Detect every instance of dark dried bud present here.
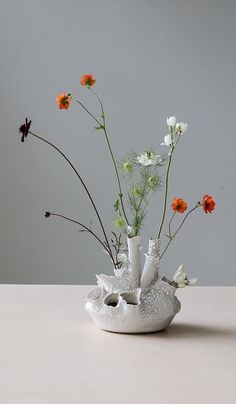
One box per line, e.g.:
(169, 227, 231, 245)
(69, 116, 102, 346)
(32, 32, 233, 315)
(19, 118, 31, 142)
(44, 211, 51, 218)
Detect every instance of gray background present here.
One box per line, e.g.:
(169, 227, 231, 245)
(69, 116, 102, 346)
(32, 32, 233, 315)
(0, 0, 235, 285)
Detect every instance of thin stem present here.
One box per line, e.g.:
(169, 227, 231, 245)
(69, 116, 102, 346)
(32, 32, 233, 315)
(173, 205, 200, 238)
(157, 147, 173, 239)
(89, 88, 104, 116)
(75, 100, 101, 127)
(157, 131, 181, 240)
(168, 211, 176, 238)
(104, 125, 129, 225)
(89, 88, 129, 225)
(28, 130, 114, 266)
(160, 205, 201, 260)
(48, 212, 112, 257)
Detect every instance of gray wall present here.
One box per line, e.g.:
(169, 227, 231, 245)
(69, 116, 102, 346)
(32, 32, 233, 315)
(0, 0, 235, 285)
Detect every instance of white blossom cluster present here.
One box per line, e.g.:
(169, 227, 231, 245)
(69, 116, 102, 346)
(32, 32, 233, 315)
(161, 116, 188, 147)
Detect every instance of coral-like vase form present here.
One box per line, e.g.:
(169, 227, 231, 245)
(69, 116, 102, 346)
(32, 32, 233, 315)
(85, 237, 181, 333)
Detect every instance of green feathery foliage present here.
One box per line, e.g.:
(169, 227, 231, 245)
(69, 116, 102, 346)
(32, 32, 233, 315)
(117, 150, 164, 236)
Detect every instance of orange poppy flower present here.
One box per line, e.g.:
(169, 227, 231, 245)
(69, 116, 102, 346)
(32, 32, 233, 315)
(56, 93, 71, 110)
(171, 197, 187, 213)
(80, 74, 96, 87)
(202, 194, 215, 214)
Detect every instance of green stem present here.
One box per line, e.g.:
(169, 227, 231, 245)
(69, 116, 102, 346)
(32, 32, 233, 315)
(160, 205, 201, 260)
(157, 147, 174, 239)
(89, 88, 129, 225)
(75, 100, 101, 127)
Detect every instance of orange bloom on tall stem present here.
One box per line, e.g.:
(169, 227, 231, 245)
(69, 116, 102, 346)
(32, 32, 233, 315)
(171, 197, 187, 213)
(56, 93, 71, 110)
(80, 74, 96, 87)
(202, 194, 215, 214)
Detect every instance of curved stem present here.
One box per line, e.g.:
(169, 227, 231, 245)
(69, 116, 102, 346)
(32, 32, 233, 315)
(75, 100, 101, 127)
(157, 148, 173, 239)
(48, 212, 112, 257)
(89, 88, 104, 116)
(89, 88, 129, 225)
(160, 205, 200, 260)
(28, 130, 114, 266)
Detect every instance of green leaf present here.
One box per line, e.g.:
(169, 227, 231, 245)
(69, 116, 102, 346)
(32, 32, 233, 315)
(114, 199, 120, 212)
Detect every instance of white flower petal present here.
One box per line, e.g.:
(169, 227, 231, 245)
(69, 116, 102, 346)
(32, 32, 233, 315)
(173, 265, 187, 284)
(161, 134, 173, 147)
(137, 151, 159, 166)
(167, 116, 176, 127)
(176, 122, 188, 133)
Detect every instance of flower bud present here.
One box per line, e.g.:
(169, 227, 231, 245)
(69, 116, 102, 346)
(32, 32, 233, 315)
(176, 122, 188, 133)
(148, 176, 158, 189)
(123, 161, 133, 173)
(167, 116, 176, 127)
(113, 217, 125, 228)
(161, 134, 173, 147)
(132, 186, 142, 196)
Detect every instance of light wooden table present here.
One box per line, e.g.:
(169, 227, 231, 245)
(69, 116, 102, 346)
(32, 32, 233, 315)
(0, 286, 235, 404)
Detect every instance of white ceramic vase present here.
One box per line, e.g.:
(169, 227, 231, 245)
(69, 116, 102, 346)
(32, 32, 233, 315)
(85, 236, 181, 333)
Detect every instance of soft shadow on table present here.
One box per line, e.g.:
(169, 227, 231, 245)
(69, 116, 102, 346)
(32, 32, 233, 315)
(143, 322, 236, 340)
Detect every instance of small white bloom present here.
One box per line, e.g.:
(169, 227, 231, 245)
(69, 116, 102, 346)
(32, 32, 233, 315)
(176, 122, 188, 133)
(137, 151, 159, 166)
(161, 134, 173, 147)
(188, 278, 198, 286)
(173, 265, 188, 288)
(173, 265, 197, 288)
(167, 116, 176, 127)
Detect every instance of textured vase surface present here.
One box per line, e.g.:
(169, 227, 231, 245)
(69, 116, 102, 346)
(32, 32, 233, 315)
(85, 237, 181, 333)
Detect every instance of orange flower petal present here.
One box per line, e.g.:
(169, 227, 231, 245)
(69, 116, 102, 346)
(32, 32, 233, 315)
(171, 197, 187, 213)
(56, 93, 71, 110)
(80, 74, 96, 87)
(202, 194, 215, 214)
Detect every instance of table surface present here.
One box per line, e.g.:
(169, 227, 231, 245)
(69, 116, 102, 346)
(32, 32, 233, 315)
(0, 285, 235, 404)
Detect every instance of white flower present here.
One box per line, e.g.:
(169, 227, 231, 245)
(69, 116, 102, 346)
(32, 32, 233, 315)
(117, 253, 128, 268)
(173, 265, 197, 288)
(137, 151, 159, 166)
(188, 278, 198, 286)
(176, 122, 188, 133)
(167, 116, 176, 127)
(173, 265, 188, 288)
(161, 134, 173, 147)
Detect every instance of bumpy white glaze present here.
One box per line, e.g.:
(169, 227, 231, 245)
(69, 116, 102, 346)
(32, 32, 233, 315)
(85, 237, 181, 333)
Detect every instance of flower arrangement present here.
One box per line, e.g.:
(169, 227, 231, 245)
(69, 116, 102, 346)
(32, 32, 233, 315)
(19, 74, 215, 290)
(19, 74, 216, 332)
